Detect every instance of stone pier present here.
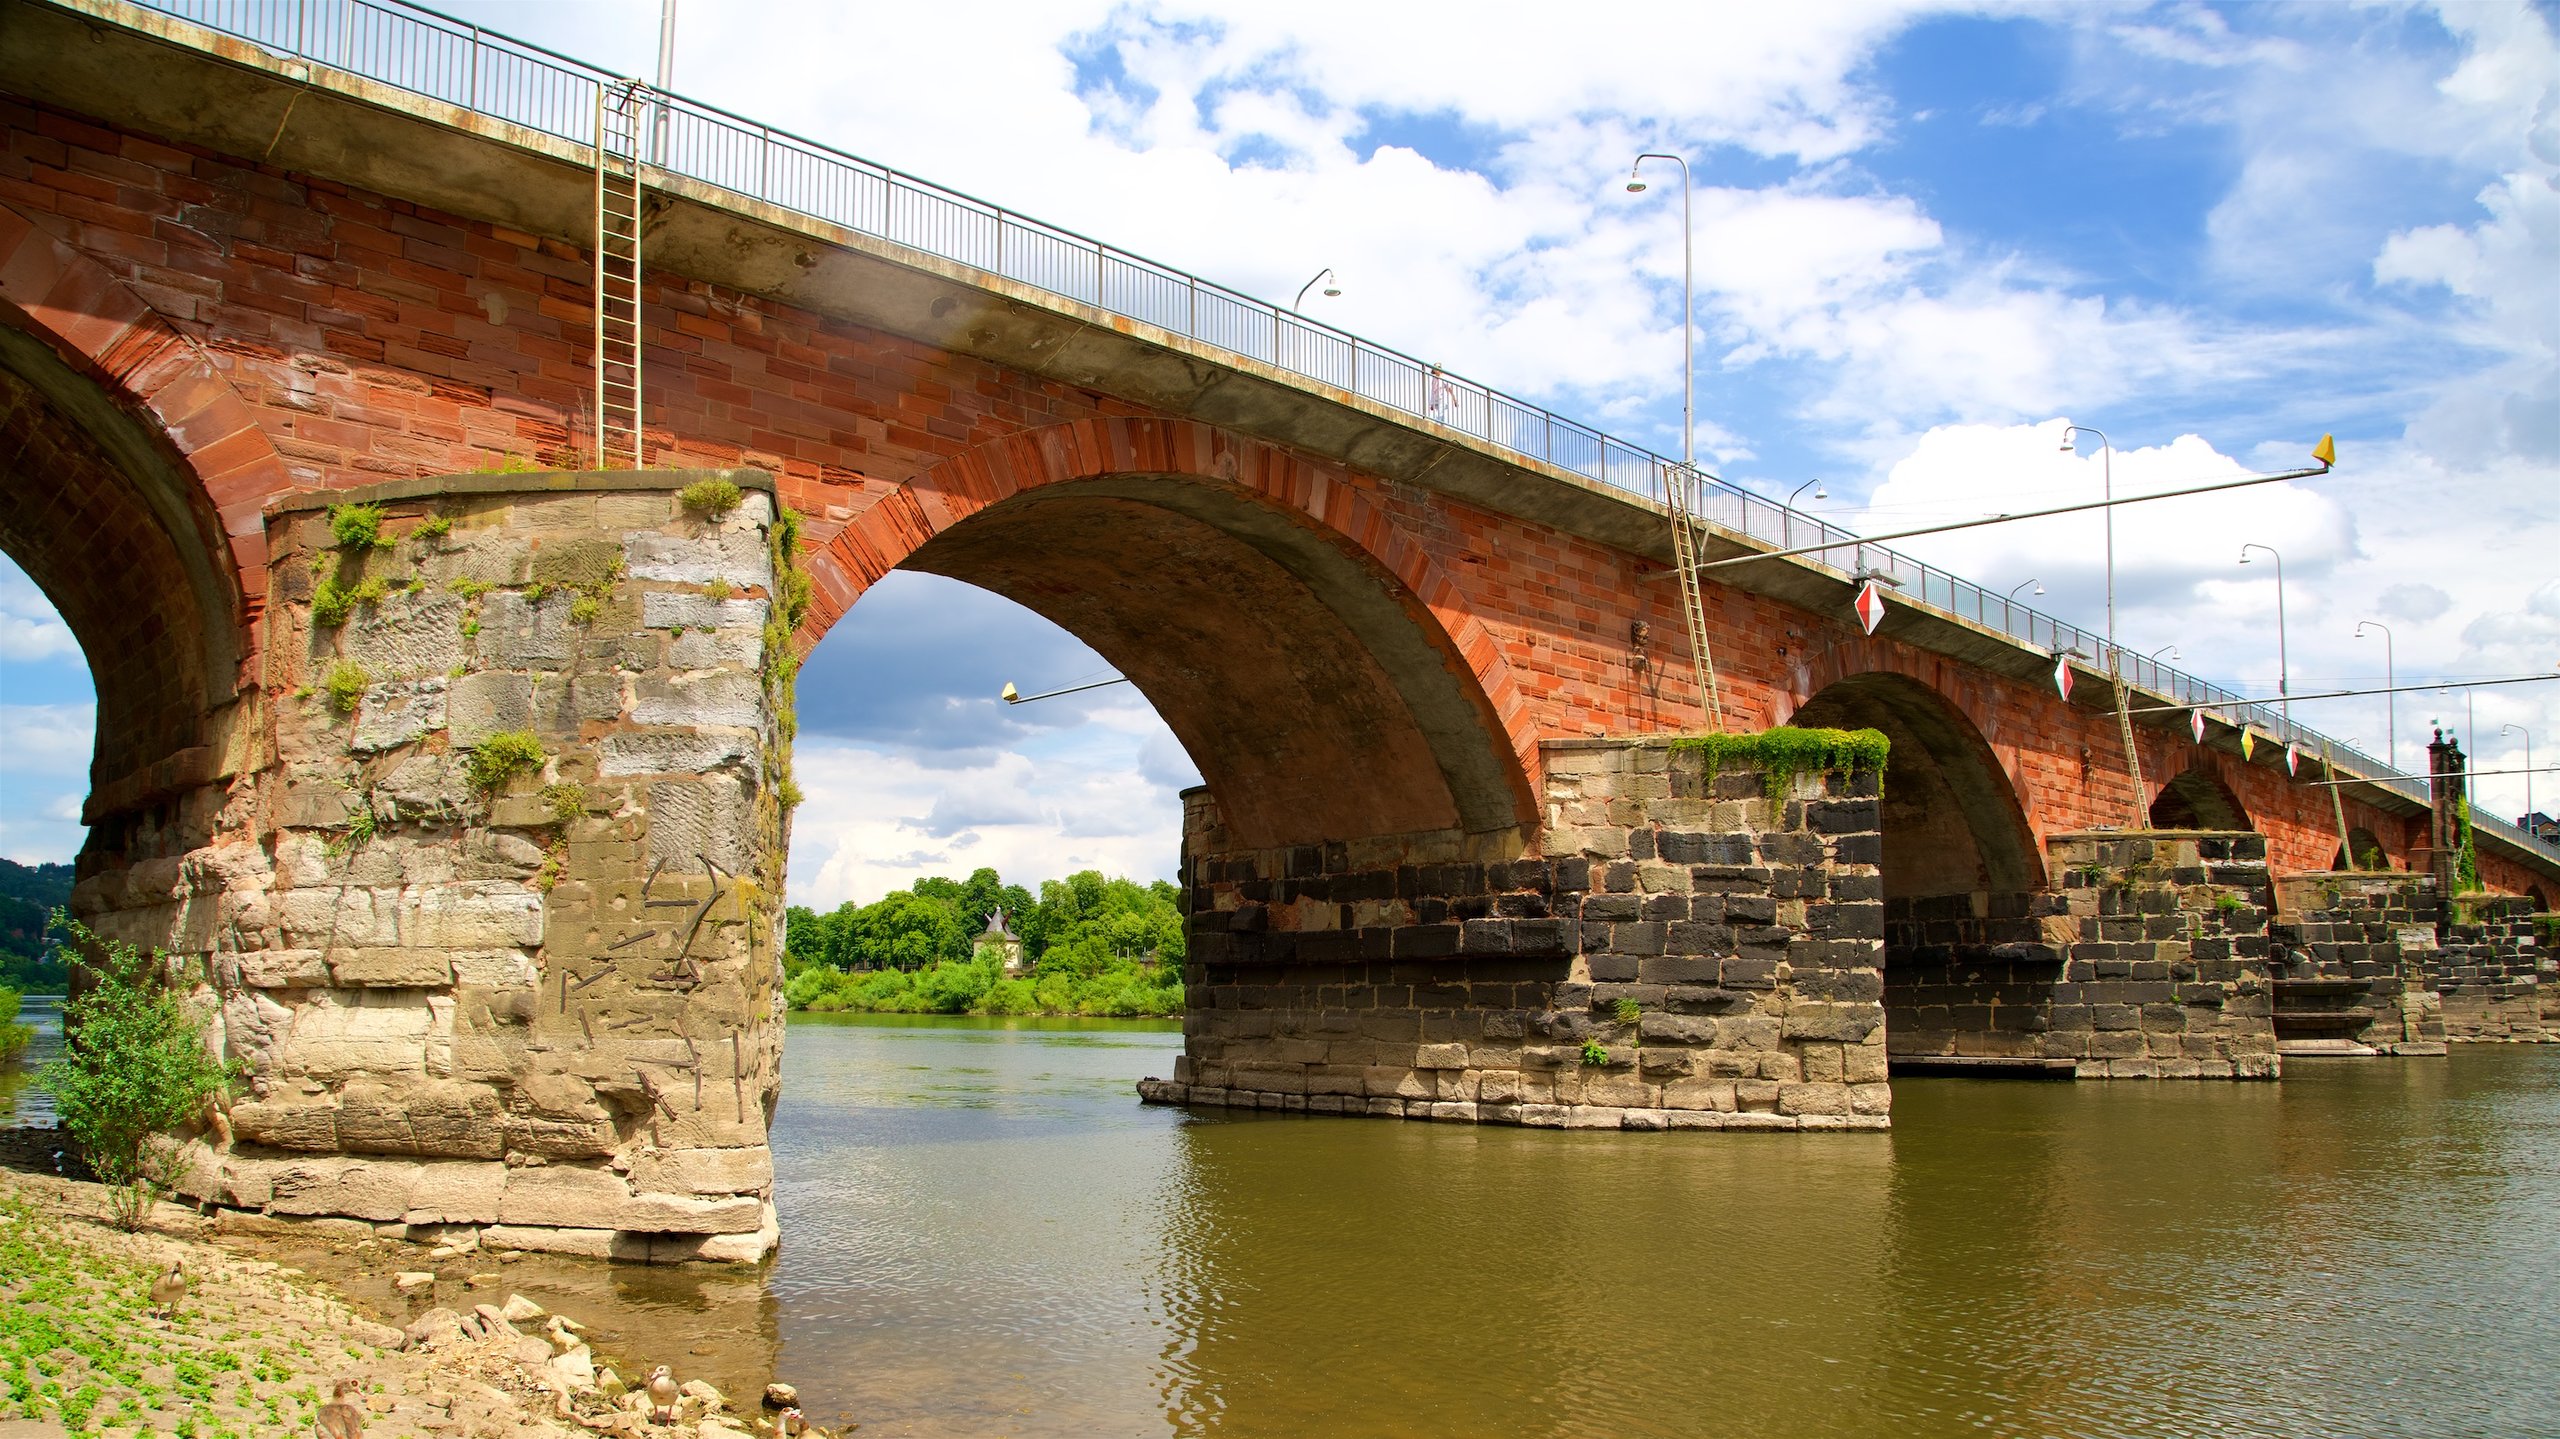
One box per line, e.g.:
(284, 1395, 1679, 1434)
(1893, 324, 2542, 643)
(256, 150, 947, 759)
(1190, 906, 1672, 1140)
(1140, 736, 1894, 1129)
(75, 470, 794, 1262)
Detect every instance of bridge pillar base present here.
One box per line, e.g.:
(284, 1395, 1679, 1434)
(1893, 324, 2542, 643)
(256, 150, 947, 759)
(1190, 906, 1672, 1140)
(1152, 737, 1893, 1131)
(80, 470, 793, 1263)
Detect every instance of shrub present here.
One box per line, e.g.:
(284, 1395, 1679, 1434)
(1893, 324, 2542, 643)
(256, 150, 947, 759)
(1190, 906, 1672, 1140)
(39, 914, 238, 1228)
(321, 661, 369, 715)
(448, 577, 494, 600)
(1613, 997, 1642, 1025)
(309, 573, 356, 629)
(678, 477, 743, 518)
(327, 503, 385, 550)
(1580, 1037, 1610, 1067)
(0, 987, 30, 1064)
(542, 782, 587, 825)
(413, 513, 453, 542)
(569, 594, 602, 626)
(463, 731, 545, 793)
(703, 578, 733, 603)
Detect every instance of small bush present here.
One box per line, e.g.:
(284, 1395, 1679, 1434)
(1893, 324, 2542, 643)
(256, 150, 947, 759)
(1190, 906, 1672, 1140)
(542, 782, 587, 825)
(463, 730, 545, 793)
(678, 477, 743, 518)
(327, 503, 386, 550)
(1579, 1037, 1610, 1067)
(703, 578, 733, 603)
(347, 574, 388, 608)
(321, 661, 369, 715)
(40, 914, 239, 1228)
(414, 513, 453, 542)
(569, 594, 602, 626)
(1613, 997, 1642, 1025)
(448, 577, 494, 600)
(323, 799, 377, 859)
(0, 987, 31, 1064)
(309, 573, 356, 628)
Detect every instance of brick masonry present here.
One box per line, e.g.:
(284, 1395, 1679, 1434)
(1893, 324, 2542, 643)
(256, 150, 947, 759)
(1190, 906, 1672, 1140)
(8, 93, 2554, 898)
(71, 470, 792, 1262)
(1140, 738, 1894, 1130)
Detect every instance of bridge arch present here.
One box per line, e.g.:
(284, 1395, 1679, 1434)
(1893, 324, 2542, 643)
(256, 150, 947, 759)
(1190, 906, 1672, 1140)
(1783, 668, 2049, 1065)
(0, 209, 269, 868)
(807, 419, 1539, 850)
(2150, 764, 2253, 832)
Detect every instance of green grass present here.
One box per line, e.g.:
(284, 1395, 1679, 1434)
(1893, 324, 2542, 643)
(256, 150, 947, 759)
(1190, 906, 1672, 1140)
(678, 477, 742, 517)
(463, 731, 544, 793)
(1670, 726, 1891, 801)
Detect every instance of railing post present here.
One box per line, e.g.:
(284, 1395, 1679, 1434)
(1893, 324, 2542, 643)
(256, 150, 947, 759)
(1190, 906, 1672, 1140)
(468, 25, 480, 111)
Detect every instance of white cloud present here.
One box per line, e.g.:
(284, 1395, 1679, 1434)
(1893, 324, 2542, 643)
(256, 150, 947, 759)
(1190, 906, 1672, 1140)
(0, 705, 92, 776)
(0, 564, 78, 664)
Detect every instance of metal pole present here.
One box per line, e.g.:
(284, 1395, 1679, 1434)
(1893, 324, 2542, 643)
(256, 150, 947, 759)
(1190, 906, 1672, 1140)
(2502, 726, 2532, 826)
(2242, 543, 2288, 740)
(2357, 620, 2394, 771)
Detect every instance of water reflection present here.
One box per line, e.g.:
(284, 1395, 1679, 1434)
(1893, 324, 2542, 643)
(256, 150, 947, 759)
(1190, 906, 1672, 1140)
(768, 1016, 2560, 1439)
(1, 992, 61, 1125)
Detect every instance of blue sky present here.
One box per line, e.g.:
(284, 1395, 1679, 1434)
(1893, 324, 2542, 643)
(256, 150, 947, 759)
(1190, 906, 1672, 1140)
(5, 1, 2556, 900)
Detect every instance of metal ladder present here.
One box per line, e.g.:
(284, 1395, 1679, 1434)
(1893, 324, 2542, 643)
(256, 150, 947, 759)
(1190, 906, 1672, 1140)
(1663, 465, 1725, 731)
(593, 80, 647, 470)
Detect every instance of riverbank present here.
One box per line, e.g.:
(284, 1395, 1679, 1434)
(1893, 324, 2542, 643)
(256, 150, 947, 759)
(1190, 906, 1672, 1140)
(0, 1164, 804, 1436)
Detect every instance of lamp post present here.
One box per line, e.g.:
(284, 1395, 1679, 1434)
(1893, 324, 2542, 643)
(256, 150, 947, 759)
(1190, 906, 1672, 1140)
(2355, 620, 2394, 770)
(1626, 153, 1694, 467)
(2008, 577, 2046, 602)
(1001, 677, 1131, 705)
(1292, 268, 1341, 312)
(2150, 642, 2180, 661)
(652, 0, 677, 163)
(2060, 424, 2116, 659)
(2502, 723, 2534, 828)
(1783, 478, 1827, 549)
(2239, 543, 2289, 740)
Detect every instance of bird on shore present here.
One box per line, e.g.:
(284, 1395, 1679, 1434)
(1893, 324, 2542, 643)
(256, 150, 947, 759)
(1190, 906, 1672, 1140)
(644, 1365, 680, 1424)
(774, 1407, 814, 1436)
(315, 1378, 366, 1438)
(148, 1259, 186, 1319)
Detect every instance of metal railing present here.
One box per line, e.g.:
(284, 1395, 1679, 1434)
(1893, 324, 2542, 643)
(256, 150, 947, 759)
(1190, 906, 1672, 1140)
(119, 0, 2549, 857)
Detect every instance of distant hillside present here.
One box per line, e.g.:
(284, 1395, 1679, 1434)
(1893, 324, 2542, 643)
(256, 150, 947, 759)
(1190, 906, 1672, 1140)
(0, 857, 71, 990)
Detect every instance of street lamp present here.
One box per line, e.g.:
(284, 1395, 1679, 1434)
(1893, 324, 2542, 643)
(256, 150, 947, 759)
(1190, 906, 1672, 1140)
(2502, 724, 2534, 828)
(1627, 153, 1694, 467)
(1782, 478, 1828, 549)
(2150, 643, 2180, 661)
(1787, 478, 1828, 509)
(2008, 578, 2045, 601)
(2060, 424, 2116, 659)
(1292, 268, 1341, 311)
(1001, 676, 1131, 705)
(2355, 619, 2394, 769)
(2238, 543, 2289, 740)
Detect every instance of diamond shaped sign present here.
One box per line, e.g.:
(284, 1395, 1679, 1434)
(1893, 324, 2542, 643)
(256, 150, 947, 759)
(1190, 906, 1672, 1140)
(2191, 708, 2207, 745)
(2052, 653, 2073, 701)
(1853, 580, 1886, 636)
(2240, 728, 2257, 762)
(2285, 742, 2300, 776)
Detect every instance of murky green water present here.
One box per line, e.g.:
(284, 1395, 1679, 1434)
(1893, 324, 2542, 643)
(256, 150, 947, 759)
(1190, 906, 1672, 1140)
(766, 1016, 2560, 1439)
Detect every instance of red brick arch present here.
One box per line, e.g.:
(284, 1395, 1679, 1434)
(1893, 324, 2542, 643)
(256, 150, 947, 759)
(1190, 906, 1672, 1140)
(1779, 638, 2052, 821)
(0, 199, 286, 670)
(803, 418, 1542, 847)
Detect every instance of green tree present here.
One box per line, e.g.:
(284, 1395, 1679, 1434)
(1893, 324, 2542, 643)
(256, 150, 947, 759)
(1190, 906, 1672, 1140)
(39, 915, 236, 1229)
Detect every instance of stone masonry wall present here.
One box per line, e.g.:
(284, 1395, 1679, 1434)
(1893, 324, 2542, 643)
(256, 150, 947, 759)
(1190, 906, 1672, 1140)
(2269, 872, 2448, 1054)
(72, 470, 792, 1262)
(2037, 833, 2279, 1079)
(1137, 737, 1892, 1130)
(2436, 894, 2547, 1041)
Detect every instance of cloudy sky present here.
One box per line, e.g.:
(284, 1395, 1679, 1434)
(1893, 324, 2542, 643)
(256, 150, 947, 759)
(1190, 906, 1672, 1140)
(4, 0, 2556, 901)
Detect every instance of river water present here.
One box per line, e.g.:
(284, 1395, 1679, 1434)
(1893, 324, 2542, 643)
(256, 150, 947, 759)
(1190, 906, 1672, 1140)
(6, 1007, 2554, 1436)
(764, 1016, 2560, 1439)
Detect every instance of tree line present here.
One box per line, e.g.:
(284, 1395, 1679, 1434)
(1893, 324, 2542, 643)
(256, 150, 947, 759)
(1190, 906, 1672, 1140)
(782, 866, 1186, 1017)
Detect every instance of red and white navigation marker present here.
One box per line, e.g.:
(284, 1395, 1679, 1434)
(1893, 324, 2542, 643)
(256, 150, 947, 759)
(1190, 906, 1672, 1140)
(2191, 708, 2208, 745)
(2052, 653, 2074, 701)
(1853, 579, 1886, 636)
(2284, 742, 2300, 776)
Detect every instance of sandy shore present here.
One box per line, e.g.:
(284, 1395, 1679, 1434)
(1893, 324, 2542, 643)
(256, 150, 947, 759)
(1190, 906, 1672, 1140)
(0, 1167, 800, 1437)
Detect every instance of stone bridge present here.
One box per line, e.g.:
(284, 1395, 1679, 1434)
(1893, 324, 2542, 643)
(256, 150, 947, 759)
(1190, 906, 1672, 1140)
(2, 0, 2552, 1262)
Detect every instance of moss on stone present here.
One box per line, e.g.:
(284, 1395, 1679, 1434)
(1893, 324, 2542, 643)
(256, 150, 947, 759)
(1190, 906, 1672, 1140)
(678, 477, 742, 518)
(321, 660, 368, 716)
(1670, 726, 1890, 801)
(462, 731, 544, 793)
(327, 503, 386, 550)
